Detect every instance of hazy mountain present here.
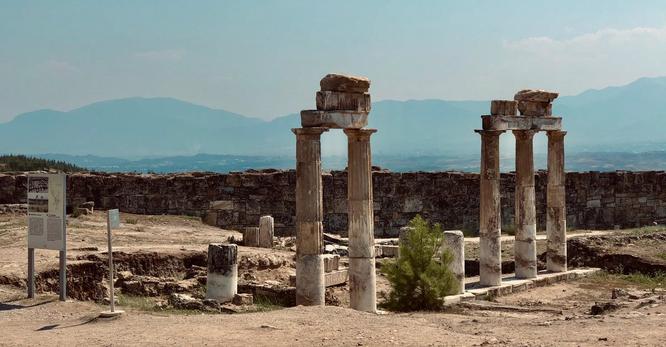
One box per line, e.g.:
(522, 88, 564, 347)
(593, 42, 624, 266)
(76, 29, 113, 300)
(2, 77, 666, 160)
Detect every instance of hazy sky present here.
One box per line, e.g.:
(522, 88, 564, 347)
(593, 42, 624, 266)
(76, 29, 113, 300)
(1, 0, 666, 122)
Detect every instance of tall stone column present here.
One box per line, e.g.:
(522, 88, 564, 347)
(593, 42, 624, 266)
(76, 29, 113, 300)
(344, 128, 377, 313)
(513, 130, 538, 279)
(476, 130, 504, 286)
(547, 130, 567, 272)
(293, 127, 328, 306)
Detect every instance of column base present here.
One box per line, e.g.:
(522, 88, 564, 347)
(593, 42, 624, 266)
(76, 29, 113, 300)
(479, 235, 502, 287)
(349, 257, 377, 313)
(296, 254, 325, 306)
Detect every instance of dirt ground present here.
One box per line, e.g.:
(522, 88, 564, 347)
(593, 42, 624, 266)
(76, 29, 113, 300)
(1, 211, 665, 346)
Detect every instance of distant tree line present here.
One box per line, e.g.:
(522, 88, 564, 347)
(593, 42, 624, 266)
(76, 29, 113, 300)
(0, 155, 86, 173)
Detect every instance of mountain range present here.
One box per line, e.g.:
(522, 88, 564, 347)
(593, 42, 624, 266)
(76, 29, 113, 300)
(1, 76, 666, 171)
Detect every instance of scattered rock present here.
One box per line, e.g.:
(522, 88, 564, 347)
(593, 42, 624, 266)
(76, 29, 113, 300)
(232, 293, 254, 306)
(116, 271, 134, 281)
(72, 207, 92, 217)
(168, 293, 205, 310)
(80, 201, 95, 212)
(611, 288, 628, 299)
(591, 301, 621, 315)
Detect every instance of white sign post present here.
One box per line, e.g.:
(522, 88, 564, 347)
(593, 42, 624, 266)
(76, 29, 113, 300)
(100, 209, 123, 318)
(27, 173, 67, 301)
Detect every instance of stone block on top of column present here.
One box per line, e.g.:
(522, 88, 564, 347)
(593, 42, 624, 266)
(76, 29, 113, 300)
(490, 100, 517, 116)
(514, 89, 559, 117)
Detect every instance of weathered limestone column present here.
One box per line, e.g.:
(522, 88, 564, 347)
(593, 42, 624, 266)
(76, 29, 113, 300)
(476, 130, 504, 286)
(206, 243, 238, 302)
(442, 230, 465, 294)
(547, 130, 567, 272)
(258, 215, 274, 248)
(293, 127, 328, 306)
(513, 130, 538, 279)
(345, 128, 377, 313)
(243, 227, 259, 247)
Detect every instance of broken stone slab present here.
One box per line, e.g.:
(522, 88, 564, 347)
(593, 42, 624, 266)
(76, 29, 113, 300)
(514, 89, 559, 103)
(480, 115, 561, 131)
(490, 100, 517, 116)
(320, 73, 370, 93)
(375, 245, 399, 258)
(300, 110, 368, 129)
(289, 268, 348, 287)
(316, 91, 371, 112)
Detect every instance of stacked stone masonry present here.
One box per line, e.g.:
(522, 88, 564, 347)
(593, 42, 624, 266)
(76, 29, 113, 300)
(2, 170, 666, 236)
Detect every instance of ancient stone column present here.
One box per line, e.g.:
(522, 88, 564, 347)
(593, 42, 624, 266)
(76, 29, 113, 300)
(293, 127, 328, 306)
(513, 130, 538, 279)
(442, 230, 465, 294)
(344, 128, 377, 313)
(258, 215, 274, 248)
(476, 130, 504, 286)
(243, 227, 259, 247)
(206, 243, 238, 303)
(547, 130, 567, 272)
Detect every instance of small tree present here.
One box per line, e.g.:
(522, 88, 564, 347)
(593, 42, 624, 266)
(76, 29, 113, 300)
(381, 215, 457, 311)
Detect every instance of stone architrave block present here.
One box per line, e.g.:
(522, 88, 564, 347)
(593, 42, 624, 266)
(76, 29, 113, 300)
(481, 115, 561, 131)
(301, 110, 368, 129)
(320, 73, 370, 93)
(316, 91, 371, 112)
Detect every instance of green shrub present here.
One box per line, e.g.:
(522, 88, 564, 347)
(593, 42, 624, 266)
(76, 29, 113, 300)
(381, 215, 458, 311)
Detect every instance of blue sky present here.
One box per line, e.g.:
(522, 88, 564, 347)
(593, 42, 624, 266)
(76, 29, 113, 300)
(1, 0, 665, 122)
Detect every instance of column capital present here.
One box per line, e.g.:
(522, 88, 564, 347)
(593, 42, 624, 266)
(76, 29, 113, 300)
(292, 127, 329, 137)
(512, 129, 538, 140)
(475, 129, 505, 137)
(546, 130, 567, 139)
(343, 128, 377, 140)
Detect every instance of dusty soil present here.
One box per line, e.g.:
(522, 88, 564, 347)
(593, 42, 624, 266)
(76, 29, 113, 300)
(1, 211, 665, 346)
(1, 278, 665, 346)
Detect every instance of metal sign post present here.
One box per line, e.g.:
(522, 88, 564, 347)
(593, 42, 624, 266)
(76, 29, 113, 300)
(26, 173, 67, 301)
(100, 209, 123, 318)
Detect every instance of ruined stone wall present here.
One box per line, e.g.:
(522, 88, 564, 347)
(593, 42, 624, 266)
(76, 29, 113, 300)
(2, 170, 666, 236)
